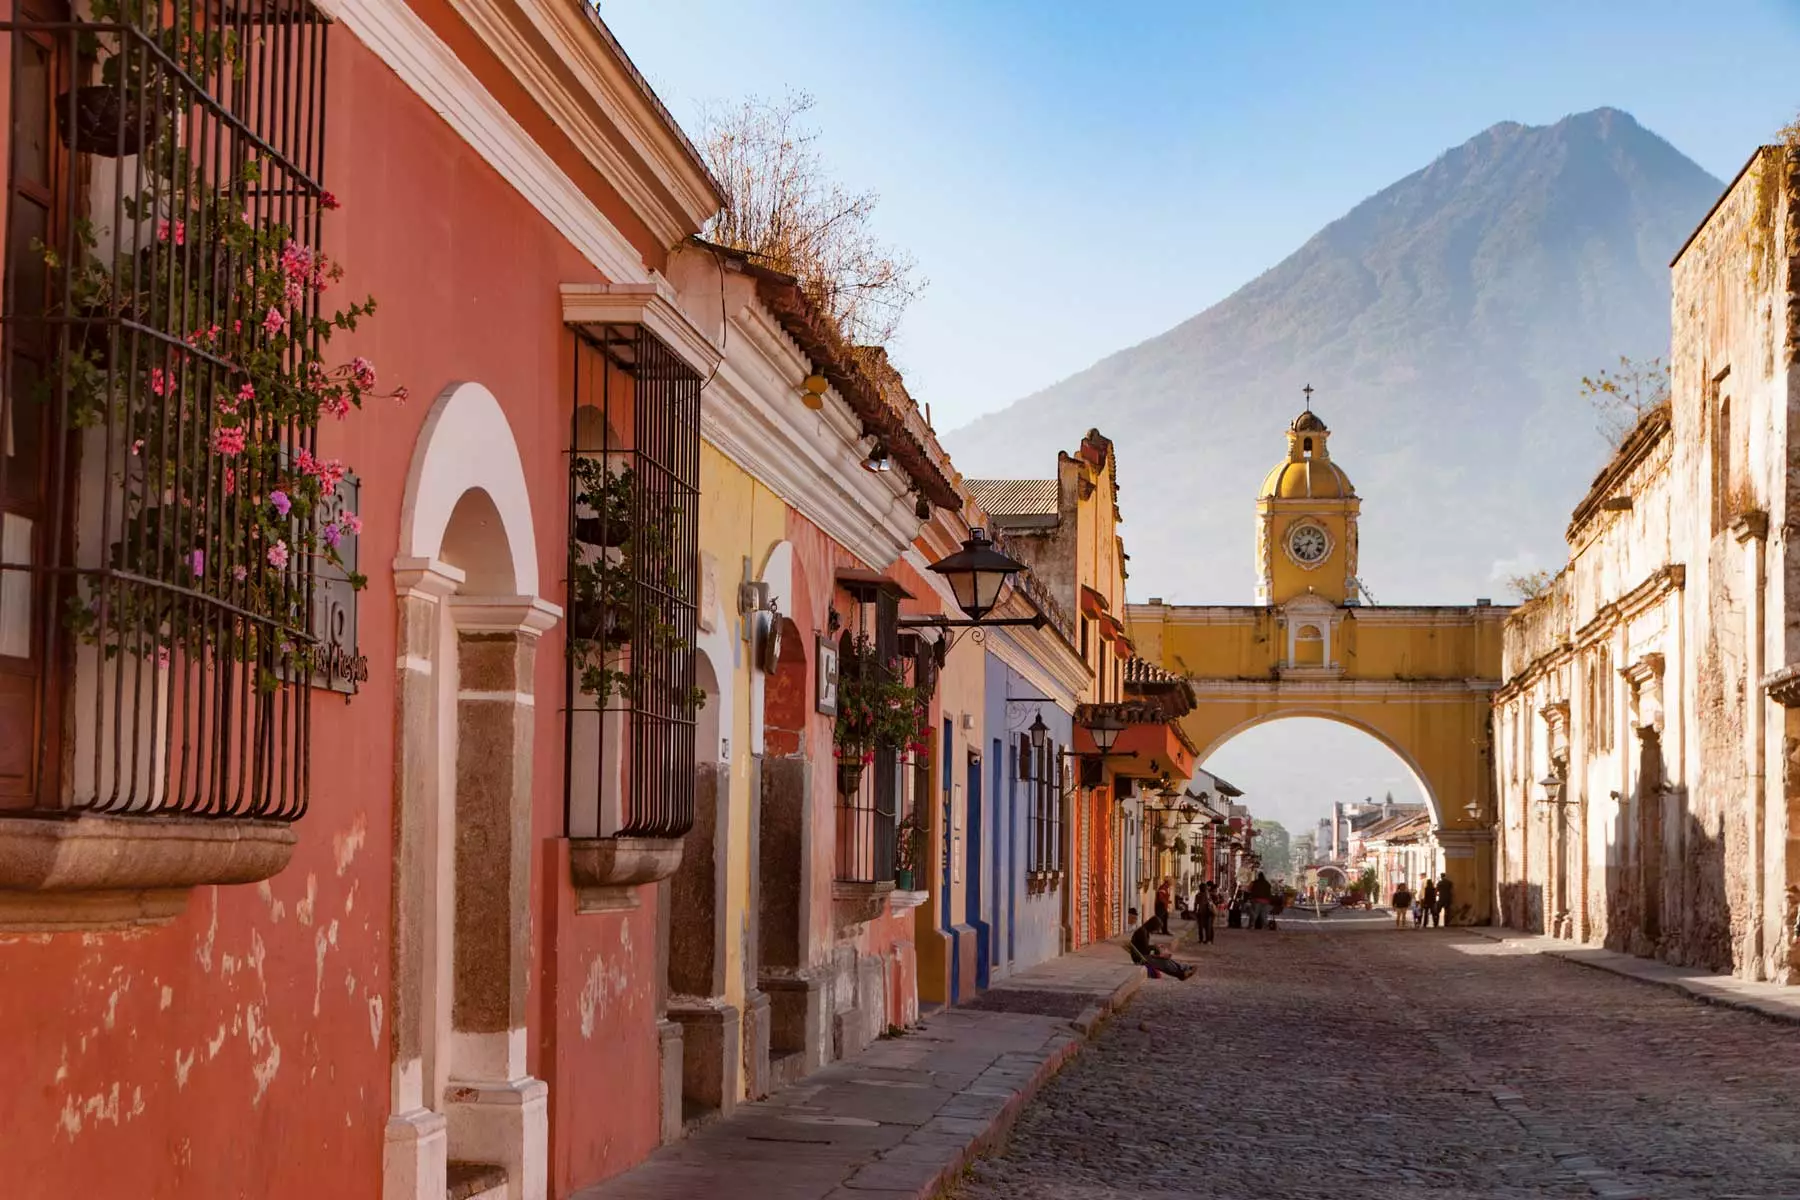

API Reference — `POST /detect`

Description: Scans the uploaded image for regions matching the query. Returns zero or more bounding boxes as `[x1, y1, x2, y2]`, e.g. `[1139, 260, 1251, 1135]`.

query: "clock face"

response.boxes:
[1288, 523, 1329, 565]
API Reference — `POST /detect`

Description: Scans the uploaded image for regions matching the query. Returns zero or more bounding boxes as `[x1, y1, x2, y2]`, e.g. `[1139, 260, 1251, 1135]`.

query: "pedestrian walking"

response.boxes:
[1248, 871, 1275, 930]
[1391, 879, 1413, 929]
[1154, 877, 1174, 935]
[1436, 872, 1455, 926]
[1195, 881, 1218, 944]
[1421, 874, 1439, 928]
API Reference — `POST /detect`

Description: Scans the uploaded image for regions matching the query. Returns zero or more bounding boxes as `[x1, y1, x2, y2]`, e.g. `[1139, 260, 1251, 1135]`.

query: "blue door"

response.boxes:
[967, 753, 987, 989]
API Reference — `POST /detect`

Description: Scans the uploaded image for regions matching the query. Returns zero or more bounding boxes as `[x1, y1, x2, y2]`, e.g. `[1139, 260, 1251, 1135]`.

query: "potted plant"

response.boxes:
[48, 121, 401, 682]
[58, 0, 239, 157]
[832, 631, 928, 795]
[894, 811, 927, 891]
[571, 458, 636, 549]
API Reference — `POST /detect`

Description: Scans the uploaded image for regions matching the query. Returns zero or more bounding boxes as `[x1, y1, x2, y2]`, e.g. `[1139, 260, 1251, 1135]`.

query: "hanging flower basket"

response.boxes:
[56, 85, 152, 157]
[836, 757, 866, 797]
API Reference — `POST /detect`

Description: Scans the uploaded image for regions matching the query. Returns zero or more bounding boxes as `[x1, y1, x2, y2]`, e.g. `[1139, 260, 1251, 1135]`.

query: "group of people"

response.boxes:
[1388, 872, 1456, 928]
[1129, 870, 1289, 982]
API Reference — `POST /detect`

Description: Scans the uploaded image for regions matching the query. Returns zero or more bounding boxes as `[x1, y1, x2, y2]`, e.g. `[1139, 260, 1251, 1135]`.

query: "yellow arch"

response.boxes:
[1196, 707, 1443, 827]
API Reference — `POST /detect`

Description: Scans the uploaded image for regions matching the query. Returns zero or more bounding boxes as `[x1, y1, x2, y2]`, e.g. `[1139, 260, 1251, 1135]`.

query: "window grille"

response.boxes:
[833, 588, 898, 883]
[563, 325, 702, 839]
[0, 0, 330, 818]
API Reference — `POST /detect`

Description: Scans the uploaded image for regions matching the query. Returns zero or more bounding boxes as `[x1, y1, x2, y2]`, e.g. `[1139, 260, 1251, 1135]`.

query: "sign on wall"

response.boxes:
[815, 635, 839, 716]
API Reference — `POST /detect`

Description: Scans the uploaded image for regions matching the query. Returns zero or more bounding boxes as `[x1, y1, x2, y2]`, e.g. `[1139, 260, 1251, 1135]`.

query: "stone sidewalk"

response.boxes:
[1467, 926, 1800, 1025]
[572, 942, 1144, 1200]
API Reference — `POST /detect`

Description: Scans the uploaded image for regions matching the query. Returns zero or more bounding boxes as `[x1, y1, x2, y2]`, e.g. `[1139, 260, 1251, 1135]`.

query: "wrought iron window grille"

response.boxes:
[0, 0, 332, 820]
[563, 323, 702, 841]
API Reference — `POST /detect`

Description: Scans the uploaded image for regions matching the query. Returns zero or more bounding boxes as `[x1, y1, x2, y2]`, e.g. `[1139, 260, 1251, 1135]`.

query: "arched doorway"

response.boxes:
[386, 382, 558, 1200]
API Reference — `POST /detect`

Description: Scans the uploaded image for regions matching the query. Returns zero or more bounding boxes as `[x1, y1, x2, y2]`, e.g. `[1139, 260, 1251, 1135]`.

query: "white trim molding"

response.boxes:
[561, 280, 722, 377]
[313, 0, 650, 285]
[445, 0, 720, 248]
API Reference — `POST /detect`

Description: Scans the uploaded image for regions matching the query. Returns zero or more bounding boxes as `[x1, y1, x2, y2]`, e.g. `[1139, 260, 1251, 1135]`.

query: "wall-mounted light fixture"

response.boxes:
[799, 373, 829, 410]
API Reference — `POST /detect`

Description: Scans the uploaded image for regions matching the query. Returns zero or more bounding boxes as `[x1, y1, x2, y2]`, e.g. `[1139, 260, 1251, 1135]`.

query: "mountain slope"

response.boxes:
[947, 108, 1723, 604]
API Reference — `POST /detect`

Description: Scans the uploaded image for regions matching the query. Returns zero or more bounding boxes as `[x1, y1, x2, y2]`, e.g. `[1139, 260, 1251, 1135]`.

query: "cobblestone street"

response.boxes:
[961, 916, 1800, 1200]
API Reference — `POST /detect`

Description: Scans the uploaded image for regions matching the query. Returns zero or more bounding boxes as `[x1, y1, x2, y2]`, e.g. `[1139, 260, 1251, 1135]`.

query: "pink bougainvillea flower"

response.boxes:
[267, 540, 289, 569]
[296, 448, 347, 496]
[350, 357, 377, 390]
[343, 512, 363, 536]
[319, 390, 351, 420]
[156, 647, 171, 669]
[224, 467, 236, 496]
[212, 426, 246, 457]
[186, 549, 204, 577]
[269, 489, 291, 517]
[156, 219, 184, 246]
[322, 522, 342, 549]
[262, 307, 287, 336]
[232, 565, 248, 582]
[392, 385, 410, 404]
[130, 439, 144, 456]
[232, 319, 243, 333]
[149, 367, 172, 396]
[320, 190, 340, 210]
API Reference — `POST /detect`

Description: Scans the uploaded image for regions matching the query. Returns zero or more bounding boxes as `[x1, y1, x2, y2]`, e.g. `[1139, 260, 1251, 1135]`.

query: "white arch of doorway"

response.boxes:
[1196, 708, 1443, 828]
[386, 380, 558, 1200]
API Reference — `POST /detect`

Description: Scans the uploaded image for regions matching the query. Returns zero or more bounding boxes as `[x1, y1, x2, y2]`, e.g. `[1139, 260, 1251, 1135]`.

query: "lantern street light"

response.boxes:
[928, 526, 1024, 622]
[1087, 708, 1126, 755]
[901, 526, 1046, 637]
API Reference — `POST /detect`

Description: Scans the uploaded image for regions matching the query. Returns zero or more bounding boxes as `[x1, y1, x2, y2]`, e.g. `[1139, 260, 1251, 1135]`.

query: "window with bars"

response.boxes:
[1018, 730, 1064, 876]
[563, 326, 702, 840]
[0, 0, 332, 819]
[834, 585, 899, 883]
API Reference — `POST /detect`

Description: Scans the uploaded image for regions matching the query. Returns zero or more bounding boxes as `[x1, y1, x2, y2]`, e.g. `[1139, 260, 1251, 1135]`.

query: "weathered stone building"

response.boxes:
[1492, 143, 1800, 982]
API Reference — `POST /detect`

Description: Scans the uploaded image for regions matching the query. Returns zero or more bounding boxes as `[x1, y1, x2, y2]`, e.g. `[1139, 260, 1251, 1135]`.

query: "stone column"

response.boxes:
[443, 596, 559, 1200]
[384, 559, 462, 1200]
[1733, 513, 1769, 978]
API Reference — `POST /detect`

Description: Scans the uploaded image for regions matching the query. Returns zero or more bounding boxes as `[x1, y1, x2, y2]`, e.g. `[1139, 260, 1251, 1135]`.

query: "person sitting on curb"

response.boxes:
[1128, 911, 1195, 980]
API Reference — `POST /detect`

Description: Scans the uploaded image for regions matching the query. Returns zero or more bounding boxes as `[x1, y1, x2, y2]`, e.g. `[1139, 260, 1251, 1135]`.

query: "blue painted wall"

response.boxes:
[983, 651, 1071, 977]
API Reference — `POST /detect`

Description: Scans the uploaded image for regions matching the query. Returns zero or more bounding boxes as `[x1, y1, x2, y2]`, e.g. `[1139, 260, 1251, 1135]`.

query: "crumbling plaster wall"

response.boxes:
[1496, 147, 1800, 982]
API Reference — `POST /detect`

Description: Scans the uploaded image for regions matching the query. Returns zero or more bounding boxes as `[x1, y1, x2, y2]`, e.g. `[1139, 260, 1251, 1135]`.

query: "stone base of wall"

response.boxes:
[741, 989, 772, 1101]
[666, 1000, 742, 1121]
[656, 1019, 683, 1146]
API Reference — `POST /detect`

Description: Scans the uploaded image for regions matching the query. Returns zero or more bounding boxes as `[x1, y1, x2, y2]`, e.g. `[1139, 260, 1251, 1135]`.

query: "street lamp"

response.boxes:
[1087, 708, 1126, 754]
[1028, 711, 1049, 753]
[926, 526, 1025, 622]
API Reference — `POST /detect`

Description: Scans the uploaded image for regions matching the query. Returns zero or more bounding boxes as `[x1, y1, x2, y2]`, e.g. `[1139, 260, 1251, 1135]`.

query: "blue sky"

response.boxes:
[604, 2, 1800, 838]
[606, 0, 1800, 438]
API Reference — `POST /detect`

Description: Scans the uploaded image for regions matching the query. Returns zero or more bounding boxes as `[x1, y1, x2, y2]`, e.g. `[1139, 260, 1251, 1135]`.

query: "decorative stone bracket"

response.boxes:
[1623, 653, 1666, 733]
[1764, 664, 1800, 709]
[0, 814, 296, 931]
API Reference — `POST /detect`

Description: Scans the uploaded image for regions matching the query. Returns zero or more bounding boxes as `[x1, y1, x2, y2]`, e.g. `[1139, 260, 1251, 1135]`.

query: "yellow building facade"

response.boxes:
[1127, 405, 1508, 921]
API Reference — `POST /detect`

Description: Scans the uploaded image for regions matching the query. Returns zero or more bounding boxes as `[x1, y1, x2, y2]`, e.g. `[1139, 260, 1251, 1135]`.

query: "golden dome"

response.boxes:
[1258, 457, 1355, 500]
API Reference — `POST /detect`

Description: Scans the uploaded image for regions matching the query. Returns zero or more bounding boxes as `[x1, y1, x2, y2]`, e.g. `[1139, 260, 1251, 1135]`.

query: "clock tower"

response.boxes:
[1254, 393, 1360, 607]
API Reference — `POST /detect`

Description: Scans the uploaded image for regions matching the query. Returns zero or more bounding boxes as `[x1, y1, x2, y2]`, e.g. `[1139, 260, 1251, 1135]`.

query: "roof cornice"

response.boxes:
[444, 0, 723, 249]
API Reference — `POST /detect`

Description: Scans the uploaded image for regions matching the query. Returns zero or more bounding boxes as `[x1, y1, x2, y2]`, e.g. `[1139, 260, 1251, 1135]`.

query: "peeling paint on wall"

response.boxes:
[334, 815, 367, 877]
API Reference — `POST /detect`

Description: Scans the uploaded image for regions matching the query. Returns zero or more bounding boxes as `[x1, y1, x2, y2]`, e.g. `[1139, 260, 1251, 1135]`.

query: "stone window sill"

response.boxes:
[831, 879, 895, 928]
[569, 836, 684, 913]
[0, 813, 297, 932]
[888, 888, 929, 912]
